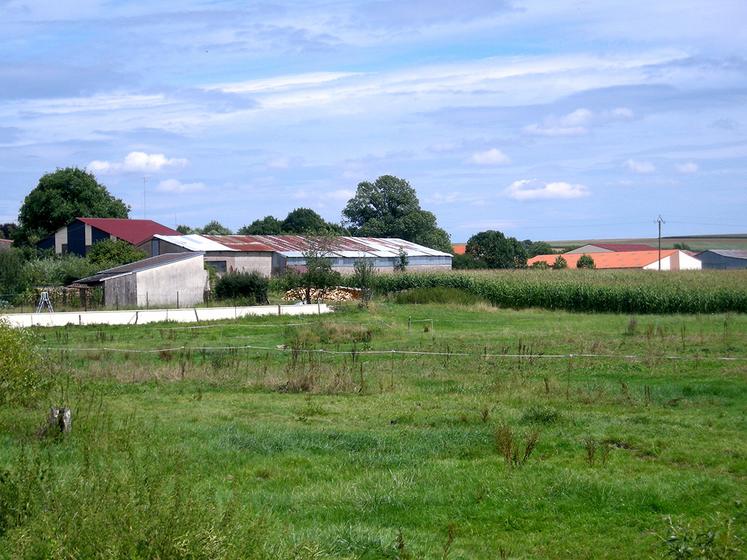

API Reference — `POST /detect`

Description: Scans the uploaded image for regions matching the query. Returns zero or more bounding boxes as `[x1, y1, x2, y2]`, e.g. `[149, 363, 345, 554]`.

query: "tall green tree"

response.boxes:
[87, 239, 145, 268]
[522, 239, 553, 258]
[16, 167, 129, 246]
[342, 175, 451, 252]
[199, 221, 232, 235]
[282, 208, 344, 235]
[238, 216, 283, 235]
[465, 230, 527, 269]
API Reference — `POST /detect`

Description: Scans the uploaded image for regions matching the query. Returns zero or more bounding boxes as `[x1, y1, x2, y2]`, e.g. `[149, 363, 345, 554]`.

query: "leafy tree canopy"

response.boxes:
[522, 240, 553, 258]
[199, 220, 233, 235]
[282, 208, 344, 235]
[16, 167, 129, 246]
[465, 230, 527, 269]
[342, 175, 451, 252]
[176, 225, 195, 234]
[553, 255, 568, 269]
[576, 254, 596, 269]
[238, 216, 283, 235]
[87, 239, 145, 268]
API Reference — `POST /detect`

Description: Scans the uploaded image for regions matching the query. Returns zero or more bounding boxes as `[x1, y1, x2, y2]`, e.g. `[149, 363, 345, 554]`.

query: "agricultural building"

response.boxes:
[0, 239, 12, 251]
[140, 234, 452, 276]
[564, 243, 655, 254]
[74, 252, 207, 308]
[695, 249, 747, 269]
[452, 243, 466, 255]
[528, 250, 701, 271]
[38, 218, 181, 256]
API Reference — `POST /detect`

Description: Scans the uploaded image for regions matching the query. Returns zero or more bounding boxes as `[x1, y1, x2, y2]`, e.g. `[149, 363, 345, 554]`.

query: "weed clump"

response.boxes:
[495, 424, 540, 468]
[520, 405, 561, 425]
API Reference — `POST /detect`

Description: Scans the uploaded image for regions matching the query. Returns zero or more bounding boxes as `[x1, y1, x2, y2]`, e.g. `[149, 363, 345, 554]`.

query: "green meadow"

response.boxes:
[1, 302, 745, 559]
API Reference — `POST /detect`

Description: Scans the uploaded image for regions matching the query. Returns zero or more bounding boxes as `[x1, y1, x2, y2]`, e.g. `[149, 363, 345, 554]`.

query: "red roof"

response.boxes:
[77, 218, 181, 245]
[452, 243, 466, 255]
[529, 250, 677, 269]
[585, 243, 656, 252]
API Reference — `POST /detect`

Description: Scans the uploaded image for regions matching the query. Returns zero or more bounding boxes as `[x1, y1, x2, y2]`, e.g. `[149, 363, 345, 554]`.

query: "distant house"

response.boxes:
[38, 218, 181, 256]
[528, 250, 702, 271]
[0, 239, 12, 252]
[452, 243, 466, 255]
[74, 252, 207, 308]
[695, 250, 747, 270]
[140, 234, 452, 276]
[565, 243, 656, 254]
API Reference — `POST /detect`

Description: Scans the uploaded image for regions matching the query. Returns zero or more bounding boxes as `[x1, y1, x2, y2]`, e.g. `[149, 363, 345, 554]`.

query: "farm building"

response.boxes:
[452, 243, 466, 255]
[696, 249, 747, 269]
[74, 252, 207, 308]
[0, 239, 12, 252]
[528, 250, 702, 271]
[38, 218, 181, 256]
[139, 234, 452, 276]
[564, 243, 655, 254]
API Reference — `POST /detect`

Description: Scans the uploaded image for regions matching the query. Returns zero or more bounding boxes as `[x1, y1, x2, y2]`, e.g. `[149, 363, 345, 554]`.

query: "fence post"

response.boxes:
[408, 316, 411, 331]
[177, 291, 180, 309]
[146, 292, 149, 309]
[278, 304, 281, 316]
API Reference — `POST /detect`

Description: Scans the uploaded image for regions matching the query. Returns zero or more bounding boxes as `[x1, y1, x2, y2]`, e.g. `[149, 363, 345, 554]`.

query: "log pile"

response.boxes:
[283, 286, 362, 302]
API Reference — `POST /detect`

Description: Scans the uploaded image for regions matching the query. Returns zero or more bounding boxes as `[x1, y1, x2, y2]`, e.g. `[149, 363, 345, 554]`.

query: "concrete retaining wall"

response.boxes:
[1, 303, 331, 328]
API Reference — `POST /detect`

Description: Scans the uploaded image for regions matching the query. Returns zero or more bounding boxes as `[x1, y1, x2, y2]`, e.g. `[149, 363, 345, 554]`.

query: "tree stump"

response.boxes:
[47, 407, 72, 434]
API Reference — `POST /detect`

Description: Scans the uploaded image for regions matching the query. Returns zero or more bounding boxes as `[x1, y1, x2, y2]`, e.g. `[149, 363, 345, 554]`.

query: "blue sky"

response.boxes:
[1, 0, 745, 241]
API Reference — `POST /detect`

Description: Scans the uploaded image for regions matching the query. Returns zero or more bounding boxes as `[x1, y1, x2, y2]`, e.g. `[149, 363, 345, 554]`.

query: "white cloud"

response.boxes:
[329, 189, 355, 201]
[675, 161, 698, 173]
[524, 108, 593, 136]
[88, 151, 188, 174]
[266, 156, 290, 169]
[625, 159, 656, 173]
[156, 179, 206, 193]
[610, 107, 634, 119]
[470, 147, 510, 165]
[506, 179, 589, 201]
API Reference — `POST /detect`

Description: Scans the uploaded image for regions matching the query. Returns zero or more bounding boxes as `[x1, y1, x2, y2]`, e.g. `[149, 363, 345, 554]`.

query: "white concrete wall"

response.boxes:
[54, 227, 68, 254]
[136, 256, 207, 307]
[678, 251, 702, 270]
[1, 304, 332, 328]
[643, 251, 702, 271]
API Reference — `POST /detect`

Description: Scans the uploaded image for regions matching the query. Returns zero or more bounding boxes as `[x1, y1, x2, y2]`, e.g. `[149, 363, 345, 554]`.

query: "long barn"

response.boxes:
[139, 234, 452, 276]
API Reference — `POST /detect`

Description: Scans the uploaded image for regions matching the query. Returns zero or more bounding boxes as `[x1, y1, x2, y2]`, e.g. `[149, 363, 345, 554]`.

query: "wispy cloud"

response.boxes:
[625, 159, 656, 173]
[506, 179, 589, 201]
[675, 161, 699, 173]
[470, 147, 510, 165]
[88, 151, 188, 174]
[156, 178, 206, 193]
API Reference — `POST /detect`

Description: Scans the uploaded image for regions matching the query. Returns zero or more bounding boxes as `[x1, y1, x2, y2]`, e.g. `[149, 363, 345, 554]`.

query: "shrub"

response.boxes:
[22, 255, 99, 287]
[576, 254, 595, 269]
[530, 261, 549, 270]
[552, 255, 568, 269]
[452, 253, 489, 269]
[353, 259, 376, 305]
[214, 271, 268, 304]
[0, 249, 27, 297]
[87, 239, 145, 268]
[0, 321, 48, 406]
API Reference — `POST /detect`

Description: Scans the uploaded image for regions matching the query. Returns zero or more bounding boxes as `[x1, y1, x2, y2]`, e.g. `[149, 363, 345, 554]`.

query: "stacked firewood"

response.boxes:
[283, 286, 362, 302]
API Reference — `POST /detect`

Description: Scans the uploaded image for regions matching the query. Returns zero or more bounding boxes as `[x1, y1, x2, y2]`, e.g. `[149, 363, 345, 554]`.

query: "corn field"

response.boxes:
[368, 269, 747, 313]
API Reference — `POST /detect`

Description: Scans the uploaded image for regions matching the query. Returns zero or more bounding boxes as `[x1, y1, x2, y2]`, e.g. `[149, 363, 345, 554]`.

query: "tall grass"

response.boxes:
[367, 270, 747, 314]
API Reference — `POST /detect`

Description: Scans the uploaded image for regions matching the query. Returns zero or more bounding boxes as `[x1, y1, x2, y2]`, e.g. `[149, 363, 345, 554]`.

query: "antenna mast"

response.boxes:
[656, 215, 665, 271]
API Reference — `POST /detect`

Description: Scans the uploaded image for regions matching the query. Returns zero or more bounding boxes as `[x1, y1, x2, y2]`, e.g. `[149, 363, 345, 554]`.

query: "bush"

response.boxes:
[87, 239, 145, 268]
[452, 253, 489, 269]
[0, 249, 27, 297]
[576, 254, 595, 269]
[552, 255, 568, 269]
[0, 321, 48, 406]
[22, 255, 99, 287]
[214, 272, 268, 304]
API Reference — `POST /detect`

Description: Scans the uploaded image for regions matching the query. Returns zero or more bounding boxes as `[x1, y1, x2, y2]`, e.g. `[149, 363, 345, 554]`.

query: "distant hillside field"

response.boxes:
[549, 233, 747, 251]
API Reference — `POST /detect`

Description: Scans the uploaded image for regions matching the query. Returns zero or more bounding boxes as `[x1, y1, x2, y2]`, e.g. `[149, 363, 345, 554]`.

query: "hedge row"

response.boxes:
[365, 270, 747, 314]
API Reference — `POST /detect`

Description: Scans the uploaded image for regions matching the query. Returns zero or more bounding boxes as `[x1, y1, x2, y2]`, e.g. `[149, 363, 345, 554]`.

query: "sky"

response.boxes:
[1, 0, 746, 242]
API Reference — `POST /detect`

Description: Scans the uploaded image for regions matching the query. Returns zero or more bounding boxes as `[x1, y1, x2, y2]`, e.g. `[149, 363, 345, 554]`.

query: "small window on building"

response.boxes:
[206, 260, 227, 274]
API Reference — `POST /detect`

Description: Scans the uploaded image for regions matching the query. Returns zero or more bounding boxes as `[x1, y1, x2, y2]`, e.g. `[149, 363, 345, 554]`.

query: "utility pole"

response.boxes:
[656, 215, 665, 271]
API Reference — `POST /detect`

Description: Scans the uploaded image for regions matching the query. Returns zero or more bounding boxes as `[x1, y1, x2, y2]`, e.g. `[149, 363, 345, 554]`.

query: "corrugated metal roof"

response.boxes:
[169, 235, 451, 258]
[700, 249, 747, 260]
[75, 252, 203, 284]
[155, 234, 238, 252]
[529, 250, 677, 269]
[77, 218, 181, 245]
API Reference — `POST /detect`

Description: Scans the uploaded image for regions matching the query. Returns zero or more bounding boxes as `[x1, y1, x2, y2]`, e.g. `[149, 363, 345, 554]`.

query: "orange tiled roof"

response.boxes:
[528, 250, 677, 269]
[452, 243, 466, 255]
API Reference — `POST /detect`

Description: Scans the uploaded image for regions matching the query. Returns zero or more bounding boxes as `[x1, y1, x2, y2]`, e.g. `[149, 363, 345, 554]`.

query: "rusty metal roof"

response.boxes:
[163, 235, 451, 258]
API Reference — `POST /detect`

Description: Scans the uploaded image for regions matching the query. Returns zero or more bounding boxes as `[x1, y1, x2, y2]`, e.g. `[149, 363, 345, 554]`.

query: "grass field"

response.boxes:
[1, 302, 745, 558]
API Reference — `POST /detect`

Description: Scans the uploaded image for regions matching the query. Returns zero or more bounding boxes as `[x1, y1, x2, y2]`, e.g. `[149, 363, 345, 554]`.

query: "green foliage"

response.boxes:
[23, 255, 100, 287]
[353, 259, 376, 304]
[523, 240, 553, 258]
[576, 254, 596, 269]
[553, 255, 568, 269]
[214, 271, 269, 304]
[238, 215, 284, 235]
[368, 270, 747, 313]
[282, 208, 344, 235]
[394, 247, 409, 272]
[87, 239, 145, 268]
[342, 175, 451, 252]
[16, 167, 129, 246]
[674, 242, 693, 251]
[300, 239, 342, 303]
[0, 321, 47, 406]
[661, 515, 742, 559]
[466, 230, 527, 269]
[452, 253, 489, 269]
[176, 224, 195, 234]
[0, 249, 26, 297]
[530, 261, 550, 270]
[392, 287, 484, 305]
[200, 220, 233, 235]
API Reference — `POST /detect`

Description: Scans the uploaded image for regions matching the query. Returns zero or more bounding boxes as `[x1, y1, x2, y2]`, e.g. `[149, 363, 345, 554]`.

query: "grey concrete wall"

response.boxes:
[135, 256, 207, 307]
[565, 245, 613, 254]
